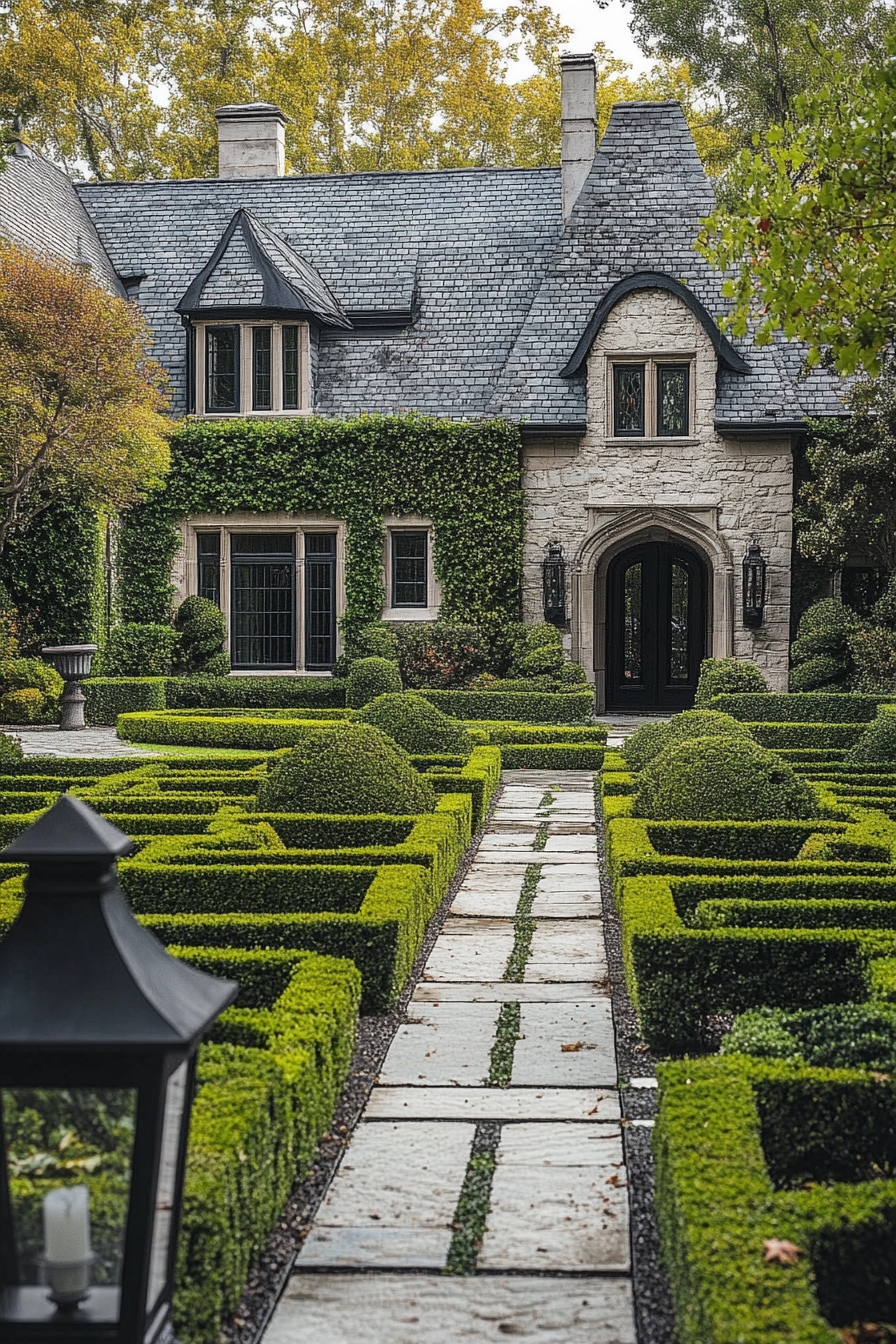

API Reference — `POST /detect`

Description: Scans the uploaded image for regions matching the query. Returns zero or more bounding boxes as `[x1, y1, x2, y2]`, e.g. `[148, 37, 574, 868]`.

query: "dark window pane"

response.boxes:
[658, 365, 689, 436]
[623, 562, 642, 681]
[197, 532, 221, 606]
[253, 327, 272, 411]
[206, 326, 239, 412]
[283, 326, 299, 410]
[305, 533, 337, 668]
[231, 550, 295, 668]
[231, 533, 295, 556]
[614, 365, 645, 436]
[392, 532, 427, 607]
[670, 562, 689, 681]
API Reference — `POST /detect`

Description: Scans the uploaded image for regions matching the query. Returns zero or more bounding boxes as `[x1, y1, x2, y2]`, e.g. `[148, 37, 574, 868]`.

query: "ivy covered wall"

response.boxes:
[118, 415, 525, 640]
[0, 500, 106, 650]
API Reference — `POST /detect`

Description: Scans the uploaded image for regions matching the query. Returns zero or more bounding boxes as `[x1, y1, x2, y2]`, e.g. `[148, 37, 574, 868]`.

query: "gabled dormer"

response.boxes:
[177, 207, 351, 416]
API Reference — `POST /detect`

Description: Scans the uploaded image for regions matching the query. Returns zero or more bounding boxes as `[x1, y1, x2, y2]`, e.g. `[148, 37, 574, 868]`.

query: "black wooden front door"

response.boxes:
[231, 533, 296, 669]
[606, 541, 706, 710]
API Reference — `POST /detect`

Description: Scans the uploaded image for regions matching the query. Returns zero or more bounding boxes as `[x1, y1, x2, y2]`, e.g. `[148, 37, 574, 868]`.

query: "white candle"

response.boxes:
[44, 1184, 91, 1264]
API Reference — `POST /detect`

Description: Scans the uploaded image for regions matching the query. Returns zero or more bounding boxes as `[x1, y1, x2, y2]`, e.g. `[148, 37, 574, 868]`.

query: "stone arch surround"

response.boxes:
[570, 507, 735, 712]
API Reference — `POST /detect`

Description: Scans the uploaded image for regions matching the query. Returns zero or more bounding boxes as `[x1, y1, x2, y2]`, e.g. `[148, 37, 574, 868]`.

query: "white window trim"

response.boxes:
[193, 320, 312, 418]
[606, 353, 696, 441]
[382, 517, 441, 622]
[175, 513, 346, 673]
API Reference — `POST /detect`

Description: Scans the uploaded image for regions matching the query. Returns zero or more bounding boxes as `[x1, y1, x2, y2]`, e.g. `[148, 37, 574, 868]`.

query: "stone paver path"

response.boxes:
[1, 726, 152, 757]
[266, 769, 636, 1344]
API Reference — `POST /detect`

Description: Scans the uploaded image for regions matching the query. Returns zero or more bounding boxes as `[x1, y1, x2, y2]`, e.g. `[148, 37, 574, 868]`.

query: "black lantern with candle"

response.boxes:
[742, 537, 768, 628]
[0, 796, 236, 1342]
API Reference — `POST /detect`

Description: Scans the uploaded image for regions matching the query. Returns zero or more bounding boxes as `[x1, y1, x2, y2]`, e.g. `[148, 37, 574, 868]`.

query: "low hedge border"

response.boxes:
[654, 1054, 896, 1344]
[693, 896, 896, 930]
[498, 743, 604, 770]
[425, 746, 501, 829]
[85, 675, 348, 725]
[747, 722, 866, 750]
[173, 951, 360, 1344]
[619, 874, 869, 1053]
[142, 863, 435, 1013]
[116, 713, 347, 749]
[709, 693, 888, 723]
[468, 721, 608, 744]
[668, 874, 896, 920]
[419, 688, 594, 724]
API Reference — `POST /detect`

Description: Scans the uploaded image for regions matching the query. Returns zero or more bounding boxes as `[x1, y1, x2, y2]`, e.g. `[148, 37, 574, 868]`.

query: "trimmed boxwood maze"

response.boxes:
[0, 740, 498, 1344]
[603, 690, 896, 1343]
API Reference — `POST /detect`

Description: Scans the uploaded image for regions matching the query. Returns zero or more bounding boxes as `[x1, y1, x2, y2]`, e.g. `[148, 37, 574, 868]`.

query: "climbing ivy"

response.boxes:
[118, 415, 525, 638]
[0, 499, 106, 649]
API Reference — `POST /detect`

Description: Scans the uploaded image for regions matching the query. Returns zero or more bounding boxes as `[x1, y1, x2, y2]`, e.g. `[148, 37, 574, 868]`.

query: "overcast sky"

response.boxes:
[512, 0, 653, 77]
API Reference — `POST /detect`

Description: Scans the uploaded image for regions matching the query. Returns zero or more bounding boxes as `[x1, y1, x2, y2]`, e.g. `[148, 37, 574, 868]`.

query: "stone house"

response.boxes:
[0, 55, 849, 707]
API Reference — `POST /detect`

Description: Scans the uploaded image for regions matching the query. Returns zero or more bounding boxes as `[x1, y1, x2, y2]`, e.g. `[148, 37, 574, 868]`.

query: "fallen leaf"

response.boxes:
[587, 1103, 601, 1115]
[763, 1238, 802, 1266]
[837, 1324, 891, 1343]
[871, 1072, 890, 1084]
[561, 1041, 584, 1052]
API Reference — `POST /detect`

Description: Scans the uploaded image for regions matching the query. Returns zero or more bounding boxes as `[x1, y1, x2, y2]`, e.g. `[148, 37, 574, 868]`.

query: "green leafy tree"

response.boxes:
[627, 0, 892, 137]
[700, 46, 896, 375]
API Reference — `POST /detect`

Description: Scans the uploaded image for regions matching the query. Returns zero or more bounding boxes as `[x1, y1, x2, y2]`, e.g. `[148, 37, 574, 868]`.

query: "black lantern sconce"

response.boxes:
[0, 796, 236, 1342]
[543, 542, 567, 629]
[743, 537, 768, 627]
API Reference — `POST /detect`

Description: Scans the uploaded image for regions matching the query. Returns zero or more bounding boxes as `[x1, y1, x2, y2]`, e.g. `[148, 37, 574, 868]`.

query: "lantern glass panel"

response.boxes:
[1, 1087, 136, 1323]
[146, 1062, 188, 1313]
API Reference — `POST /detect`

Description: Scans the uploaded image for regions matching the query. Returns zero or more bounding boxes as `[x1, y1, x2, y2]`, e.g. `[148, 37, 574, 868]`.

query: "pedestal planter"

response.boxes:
[41, 646, 97, 730]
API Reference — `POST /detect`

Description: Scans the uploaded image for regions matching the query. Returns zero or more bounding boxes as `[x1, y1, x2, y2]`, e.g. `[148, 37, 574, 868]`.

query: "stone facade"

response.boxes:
[523, 289, 794, 704]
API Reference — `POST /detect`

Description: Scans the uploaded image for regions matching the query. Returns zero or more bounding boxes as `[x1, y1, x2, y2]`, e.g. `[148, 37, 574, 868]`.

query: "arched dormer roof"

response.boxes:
[176, 207, 351, 327]
[559, 272, 750, 378]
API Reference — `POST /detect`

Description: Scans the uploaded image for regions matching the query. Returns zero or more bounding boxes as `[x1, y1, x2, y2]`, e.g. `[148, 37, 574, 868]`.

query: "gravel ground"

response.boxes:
[597, 792, 678, 1344]
[219, 791, 497, 1344]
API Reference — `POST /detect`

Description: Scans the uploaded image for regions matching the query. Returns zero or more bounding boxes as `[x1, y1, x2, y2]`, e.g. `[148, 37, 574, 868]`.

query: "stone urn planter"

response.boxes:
[41, 645, 97, 730]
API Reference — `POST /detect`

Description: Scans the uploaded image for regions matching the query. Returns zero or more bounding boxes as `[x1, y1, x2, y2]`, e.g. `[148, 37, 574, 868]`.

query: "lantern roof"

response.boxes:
[0, 796, 237, 1050]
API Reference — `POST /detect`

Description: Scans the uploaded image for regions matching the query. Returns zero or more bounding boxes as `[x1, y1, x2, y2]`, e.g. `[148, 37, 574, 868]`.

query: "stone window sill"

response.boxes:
[605, 436, 700, 447]
[382, 608, 439, 622]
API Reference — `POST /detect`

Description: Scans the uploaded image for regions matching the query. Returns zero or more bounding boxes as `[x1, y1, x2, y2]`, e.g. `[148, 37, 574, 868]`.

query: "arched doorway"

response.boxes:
[606, 540, 707, 710]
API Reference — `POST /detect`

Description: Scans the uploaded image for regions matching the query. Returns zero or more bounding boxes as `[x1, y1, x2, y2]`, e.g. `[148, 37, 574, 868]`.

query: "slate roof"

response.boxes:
[0, 143, 124, 296]
[177, 208, 351, 326]
[9, 99, 843, 428]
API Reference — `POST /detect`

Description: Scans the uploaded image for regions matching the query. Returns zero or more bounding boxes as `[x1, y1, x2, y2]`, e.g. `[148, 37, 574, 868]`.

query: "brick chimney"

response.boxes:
[560, 53, 597, 222]
[214, 103, 288, 179]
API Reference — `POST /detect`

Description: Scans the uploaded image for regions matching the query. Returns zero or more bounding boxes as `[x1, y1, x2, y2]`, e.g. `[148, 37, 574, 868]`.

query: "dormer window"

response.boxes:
[196, 321, 311, 416]
[611, 359, 692, 439]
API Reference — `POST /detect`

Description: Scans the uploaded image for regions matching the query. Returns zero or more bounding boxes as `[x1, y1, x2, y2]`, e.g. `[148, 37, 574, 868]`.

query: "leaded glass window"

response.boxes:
[197, 532, 221, 606]
[282, 326, 300, 410]
[669, 562, 689, 681]
[252, 327, 272, 410]
[623, 562, 642, 682]
[206, 326, 239, 412]
[613, 365, 645, 436]
[392, 532, 428, 607]
[657, 365, 689, 437]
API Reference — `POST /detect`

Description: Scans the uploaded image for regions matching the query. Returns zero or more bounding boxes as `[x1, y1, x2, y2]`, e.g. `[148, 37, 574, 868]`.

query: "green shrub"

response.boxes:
[723, 1003, 896, 1072]
[166, 675, 346, 710]
[174, 596, 229, 675]
[395, 618, 489, 689]
[557, 660, 588, 685]
[634, 736, 816, 822]
[625, 709, 751, 769]
[99, 622, 180, 676]
[710, 692, 882, 722]
[85, 677, 167, 726]
[790, 599, 861, 691]
[511, 622, 564, 678]
[116, 712, 346, 750]
[848, 624, 896, 694]
[256, 723, 435, 815]
[0, 688, 45, 724]
[847, 709, 896, 762]
[3, 657, 64, 701]
[359, 691, 472, 755]
[499, 743, 605, 769]
[421, 688, 593, 724]
[694, 657, 768, 706]
[0, 734, 23, 767]
[345, 656, 402, 708]
[336, 620, 399, 674]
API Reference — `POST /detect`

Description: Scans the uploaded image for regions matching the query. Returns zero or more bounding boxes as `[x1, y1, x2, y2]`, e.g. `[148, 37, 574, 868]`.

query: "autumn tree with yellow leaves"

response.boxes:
[0, 0, 732, 177]
[0, 242, 170, 553]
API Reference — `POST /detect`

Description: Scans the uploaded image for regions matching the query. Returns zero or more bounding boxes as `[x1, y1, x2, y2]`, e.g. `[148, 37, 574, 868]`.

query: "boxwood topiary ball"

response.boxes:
[359, 691, 473, 755]
[633, 735, 816, 821]
[345, 657, 403, 708]
[847, 711, 896, 763]
[255, 722, 436, 815]
[624, 709, 751, 770]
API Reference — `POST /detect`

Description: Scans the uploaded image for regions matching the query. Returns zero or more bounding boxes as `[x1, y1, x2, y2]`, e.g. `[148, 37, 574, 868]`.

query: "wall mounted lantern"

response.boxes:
[0, 796, 236, 1342]
[742, 537, 767, 627]
[41, 646, 97, 731]
[543, 542, 567, 629]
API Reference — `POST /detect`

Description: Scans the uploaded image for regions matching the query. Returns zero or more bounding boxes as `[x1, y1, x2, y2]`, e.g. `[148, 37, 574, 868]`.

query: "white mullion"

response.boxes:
[195, 324, 205, 416]
[301, 323, 311, 410]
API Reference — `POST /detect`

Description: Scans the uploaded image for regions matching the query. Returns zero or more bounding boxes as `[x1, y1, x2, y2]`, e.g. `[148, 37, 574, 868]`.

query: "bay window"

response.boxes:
[196, 321, 310, 416]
